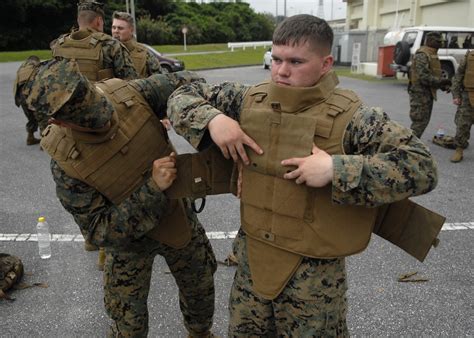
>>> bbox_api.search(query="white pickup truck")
[390,26,474,79]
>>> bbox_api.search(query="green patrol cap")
[426,31,442,42]
[26,58,113,129]
[77,1,105,17]
[13,55,41,107]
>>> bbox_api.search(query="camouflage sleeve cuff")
[332,154,364,194]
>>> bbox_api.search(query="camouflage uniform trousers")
[409,85,434,138]
[454,91,474,148]
[228,231,349,337]
[19,102,49,135]
[104,216,217,337]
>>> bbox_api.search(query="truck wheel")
[441,62,454,79]
[393,41,411,65]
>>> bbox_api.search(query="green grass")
[0,44,407,84]
[151,43,229,54]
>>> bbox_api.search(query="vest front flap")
[463,53,474,88]
[247,236,303,300]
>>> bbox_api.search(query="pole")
[276,0,278,20]
[130,0,137,40]
[284,0,287,17]
[126,0,129,13]
[184,33,187,51]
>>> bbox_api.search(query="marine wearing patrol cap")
[26,58,113,129]
[426,31,443,46]
[77,0,105,17]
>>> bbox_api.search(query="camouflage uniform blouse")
[167,81,438,208]
[410,52,444,90]
[51,71,204,248]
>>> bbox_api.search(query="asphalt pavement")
[0,63,473,337]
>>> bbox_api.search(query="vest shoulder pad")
[326,88,361,113]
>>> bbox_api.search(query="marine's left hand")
[281,144,333,187]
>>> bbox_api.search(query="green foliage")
[0,0,275,51]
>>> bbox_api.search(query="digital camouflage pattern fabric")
[228,230,348,337]
[25,59,215,336]
[14,56,49,135]
[408,48,446,138]
[451,52,474,149]
[167,79,438,335]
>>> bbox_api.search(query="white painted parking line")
[0,222,473,242]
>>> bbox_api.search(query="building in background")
[337,0,474,66]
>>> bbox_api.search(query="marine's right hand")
[207,114,263,165]
[453,97,462,105]
[152,152,177,191]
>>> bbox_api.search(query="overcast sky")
[243,0,347,20]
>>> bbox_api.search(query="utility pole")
[276,0,278,21]
[284,0,287,17]
[125,0,137,39]
[317,0,325,19]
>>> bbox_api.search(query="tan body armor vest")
[410,46,441,99]
[238,72,378,298]
[41,79,191,248]
[235,72,444,299]
[52,29,113,82]
[124,39,147,78]
[462,51,474,105]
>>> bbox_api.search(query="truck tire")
[441,62,454,80]
[393,41,411,65]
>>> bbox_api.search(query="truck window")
[403,31,418,46]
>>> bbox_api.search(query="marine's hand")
[160,118,172,130]
[453,97,462,105]
[152,152,177,191]
[207,114,263,165]
[281,144,333,187]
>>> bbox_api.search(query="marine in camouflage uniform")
[51,1,138,81]
[18,58,216,337]
[112,11,162,78]
[167,15,438,337]
[13,56,48,145]
[450,50,474,162]
[408,31,451,138]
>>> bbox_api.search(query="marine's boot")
[84,238,99,251]
[450,147,464,163]
[26,132,40,145]
[97,247,106,271]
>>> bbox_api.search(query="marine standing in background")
[408,31,451,138]
[450,50,474,162]
[111,11,162,77]
[16,58,217,338]
[167,14,440,336]
[51,1,138,81]
[13,56,45,145]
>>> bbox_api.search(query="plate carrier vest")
[410,46,441,99]
[52,29,114,82]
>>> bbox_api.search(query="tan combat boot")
[97,247,106,271]
[450,148,464,163]
[26,132,40,145]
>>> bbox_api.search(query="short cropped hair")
[273,14,333,55]
[78,10,102,25]
[113,11,135,28]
